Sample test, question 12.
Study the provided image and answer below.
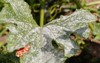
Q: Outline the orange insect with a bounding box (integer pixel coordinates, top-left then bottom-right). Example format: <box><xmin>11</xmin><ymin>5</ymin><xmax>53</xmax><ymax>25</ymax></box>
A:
<box><xmin>16</xmin><ymin>45</ymin><xmax>30</xmax><ymax>57</ymax></box>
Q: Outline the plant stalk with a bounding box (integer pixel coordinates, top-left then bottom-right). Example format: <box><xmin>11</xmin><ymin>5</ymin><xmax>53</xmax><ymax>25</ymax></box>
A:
<box><xmin>40</xmin><ymin>9</ymin><xmax>44</xmax><ymax>27</ymax></box>
<box><xmin>40</xmin><ymin>0</ymin><xmax>45</xmax><ymax>48</ymax></box>
<box><xmin>40</xmin><ymin>0</ymin><xmax>45</xmax><ymax>27</ymax></box>
<box><xmin>88</xmin><ymin>22</ymin><xmax>94</xmax><ymax>32</ymax></box>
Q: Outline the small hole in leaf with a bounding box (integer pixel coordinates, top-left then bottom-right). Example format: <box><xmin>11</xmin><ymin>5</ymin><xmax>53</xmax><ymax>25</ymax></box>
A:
<box><xmin>52</xmin><ymin>40</ymin><xmax>59</xmax><ymax>49</ymax></box>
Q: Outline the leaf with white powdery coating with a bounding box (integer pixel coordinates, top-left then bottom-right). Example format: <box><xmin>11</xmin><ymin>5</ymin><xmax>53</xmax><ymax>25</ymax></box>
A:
<box><xmin>20</xmin><ymin>10</ymin><xmax>96</xmax><ymax>63</ymax></box>
<box><xmin>0</xmin><ymin>0</ymin><xmax>38</xmax><ymax>51</ymax></box>
<box><xmin>0</xmin><ymin>0</ymin><xmax>97</xmax><ymax>63</ymax></box>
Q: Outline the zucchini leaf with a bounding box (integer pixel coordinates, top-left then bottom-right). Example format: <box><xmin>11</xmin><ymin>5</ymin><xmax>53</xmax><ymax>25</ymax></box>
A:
<box><xmin>0</xmin><ymin>0</ymin><xmax>96</xmax><ymax>63</ymax></box>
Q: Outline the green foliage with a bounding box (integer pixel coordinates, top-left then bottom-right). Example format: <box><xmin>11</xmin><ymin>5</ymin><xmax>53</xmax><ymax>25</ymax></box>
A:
<box><xmin>93</xmin><ymin>23</ymin><xmax>100</xmax><ymax>35</ymax></box>
<box><xmin>0</xmin><ymin>46</ymin><xmax>19</xmax><ymax>63</ymax></box>
<box><xmin>0</xmin><ymin>52</ymin><xmax>19</xmax><ymax>63</ymax></box>
<box><xmin>95</xmin><ymin>34</ymin><xmax>100</xmax><ymax>40</ymax></box>
<box><xmin>93</xmin><ymin>23</ymin><xmax>100</xmax><ymax>40</ymax></box>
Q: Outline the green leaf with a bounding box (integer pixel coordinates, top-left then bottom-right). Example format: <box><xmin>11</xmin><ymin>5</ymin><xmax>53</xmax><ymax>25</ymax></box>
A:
<box><xmin>0</xmin><ymin>0</ymin><xmax>96</xmax><ymax>63</ymax></box>
<box><xmin>93</xmin><ymin>23</ymin><xmax>100</xmax><ymax>35</ymax></box>
<box><xmin>93</xmin><ymin>23</ymin><xmax>100</xmax><ymax>40</ymax></box>
<box><xmin>94</xmin><ymin>34</ymin><xmax>100</xmax><ymax>40</ymax></box>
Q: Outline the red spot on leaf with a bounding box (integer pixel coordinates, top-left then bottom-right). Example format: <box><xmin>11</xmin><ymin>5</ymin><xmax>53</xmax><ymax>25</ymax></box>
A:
<box><xmin>16</xmin><ymin>45</ymin><xmax>30</xmax><ymax>57</ymax></box>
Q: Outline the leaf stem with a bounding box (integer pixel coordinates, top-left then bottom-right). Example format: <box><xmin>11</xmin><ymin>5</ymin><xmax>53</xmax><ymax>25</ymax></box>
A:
<box><xmin>88</xmin><ymin>22</ymin><xmax>94</xmax><ymax>32</ymax></box>
<box><xmin>40</xmin><ymin>9</ymin><xmax>44</xmax><ymax>27</ymax></box>
<box><xmin>49</xmin><ymin>10</ymin><xmax>57</xmax><ymax>21</ymax></box>
<box><xmin>86</xmin><ymin>1</ymin><xmax>100</xmax><ymax>6</ymax></box>
<box><xmin>40</xmin><ymin>0</ymin><xmax>45</xmax><ymax>27</ymax></box>
<box><xmin>40</xmin><ymin>0</ymin><xmax>45</xmax><ymax>48</ymax></box>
